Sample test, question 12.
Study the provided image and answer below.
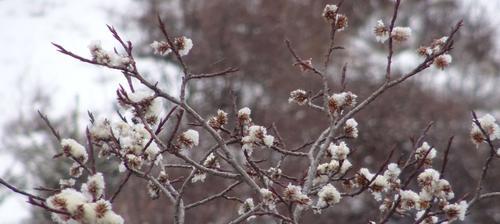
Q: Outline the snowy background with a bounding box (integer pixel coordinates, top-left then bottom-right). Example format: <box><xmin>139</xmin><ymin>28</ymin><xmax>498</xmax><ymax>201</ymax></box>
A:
<box><xmin>0</xmin><ymin>0</ymin><xmax>147</xmax><ymax>222</ymax></box>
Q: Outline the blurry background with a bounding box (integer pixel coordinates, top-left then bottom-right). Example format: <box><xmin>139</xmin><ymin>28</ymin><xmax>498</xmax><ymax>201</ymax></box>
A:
<box><xmin>1</xmin><ymin>0</ymin><xmax>500</xmax><ymax>223</ymax></box>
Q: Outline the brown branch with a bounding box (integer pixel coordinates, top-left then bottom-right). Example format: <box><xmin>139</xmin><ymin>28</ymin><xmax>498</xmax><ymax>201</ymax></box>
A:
<box><xmin>185</xmin><ymin>181</ymin><xmax>241</xmax><ymax>209</ymax></box>
<box><xmin>384</xmin><ymin>0</ymin><xmax>401</xmax><ymax>80</ymax></box>
<box><xmin>470</xmin><ymin>111</ymin><xmax>497</xmax><ymax>203</ymax></box>
<box><xmin>439</xmin><ymin>136</ymin><xmax>454</xmax><ymax>178</ymax></box>
<box><xmin>0</xmin><ymin>178</ymin><xmax>45</xmax><ymax>201</ymax></box>
<box><xmin>188</xmin><ymin>67</ymin><xmax>240</xmax><ymax>80</ymax></box>
<box><xmin>38</xmin><ymin>110</ymin><xmax>61</xmax><ymax>142</ymax></box>
<box><xmin>85</xmin><ymin>128</ymin><xmax>96</xmax><ymax>174</ymax></box>
<box><xmin>110</xmin><ymin>171</ymin><xmax>132</xmax><ymax>203</ymax></box>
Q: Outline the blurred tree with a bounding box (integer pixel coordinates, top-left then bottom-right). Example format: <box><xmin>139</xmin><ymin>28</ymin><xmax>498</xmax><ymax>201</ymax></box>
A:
<box><xmin>119</xmin><ymin>0</ymin><xmax>500</xmax><ymax>222</ymax></box>
<box><xmin>4</xmin><ymin>0</ymin><xmax>500</xmax><ymax>223</ymax></box>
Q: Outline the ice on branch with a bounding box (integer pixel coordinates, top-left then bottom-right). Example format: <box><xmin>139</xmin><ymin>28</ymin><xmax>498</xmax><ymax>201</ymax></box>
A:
<box><xmin>91</xmin><ymin>118</ymin><xmax>164</xmax><ymax>172</ymax></box>
<box><xmin>46</xmin><ymin>187</ymin><xmax>123</xmax><ymax>224</ymax></box>
<box><xmin>264</xmin><ymin>167</ymin><xmax>282</xmax><ymax>186</ymax></box>
<box><xmin>192</xmin><ymin>153</ymin><xmax>220</xmax><ymax>183</ymax></box>
<box><xmin>294</xmin><ymin>58</ymin><xmax>313</xmax><ymax>72</ymax></box>
<box><xmin>443</xmin><ymin>201</ymin><xmax>468</xmax><ymax>222</ymax></box>
<box><xmin>374</xmin><ymin>20</ymin><xmax>389</xmax><ymax>43</ymax></box>
<box><xmin>435</xmin><ymin>179</ymin><xmax>455</xmax><ymax>200</ymax></box>
<box><xmin>70</xmin><ymin>163</ymin><xmax>84</xmax><ymax>178</ymax></box>
<box><xmin>384</xmin><ymin>163</ymin><xmax>401</xmax><ymax>180</ymax></box>
<box><xmin>357</xmin><ymin>168</ymin><xmax>389</xmax><ymax>201</ymax></box>
<box><xmin>47</xmin><ymin>188</ymin><xmax>88</xmax><ymax>223</ymax></box>
<box><xmin>144</xmin><ymin>143</ymin><xmax>162</xmax><ymax>165</ymax></box>
<box><xmin>418</xmin><ymin>36</ymin><xmax>449</xmax><ymax>58</ymax></box>
<box><xmin>88</xmin><ymin>40</ymin><xmax>131</xmax><ymax>68</ymax></box>
<box><xmin>241</xmin><ymin>125</ymin><xmax>275</xmax><ymax>154</ymax></box>
<box><xmin>208</xmin><ymin>109</ymin><xmax>228</xmax><ymax>130</ymax></box>
<box><xmin>417</xmin><ymin>46</ymin><xmax>433</xmax><ymax>57</ymax></box>
<box><xmin>238</xmin><ymin>198</ymin><xmax>256</xmax><ymax>221</ymax></box>
<box><xmin>322</xmin><ymin>4</ymin><xmax>338</xmax><ymax>23</ymax></box>
<box><xmin>470</xmin><ymin>113</ymin><xmax>500</xmax><ymax>146</ymax></box>
<box><xmin>432</xmin><ymin>37</ymin><xmax>448</xmax><ymax>50</ymax></box>
<box><xmin>417</xmin><ymin>168</ymin><xmax>440</xmax><ymax>192</ymax></box>
<box><xmin>191</xmin><ymin>172</ymin><xmax>206</xmax><ymax>183</ymax></box>
<box><xmin>94</xmin><ymin>200</ymin><xmax>124</xmax><ymax>224</ymax></box>
<box><xmin>118</xmin><ymin>89</ymin><xmax>163</xmax><ymax>125</ymax></box>
<box><xmin>415</xmin><ymin>210</ymin><xmax>438</xmax><ymax>224</ymax></box>
<box><xmin>288</xmin><ymin>89</ymin><xmax>308</xmax><ymax>105</ymax></box>
<box><xmin>150</xmin><ymin>40</ymin><xmax>172</xmax><ymax>56</ymax></box>
<box><xmin>61</xmin><ymin>139</ymin><xmax>88</xmax><ymax>163</ymax></box>
<box><xmin>147</xmin><ymin>180</ymin><xmax>160</xmax><ymax>199</ymax></box>
<box><xmin>399</xmin><ymin>190</ymin><xmax>420</xmax><ymax>210</ymax></box>
<box><xmin>391</xmin><ymin>27</ymin><xmax>412</xmax><ymax>42</ymax></box>
<box><xmin>175</xmin><ymin>36</ymin><xmax>193</xmax><ymax>56</ymax></box>
<box><xmin>90</xmin><ymin>118</ymin><xmax>112</xmax><ymax>141</ymax></box>
<box><xmin>178</xmin><ymin>129</ymin><xmax>200</xmax><ymax>149</ymax></box>
<box><xmin>327</xmin><ymin>91</ymin><xmax>357</xmax><ymax>115</ymax></box>
<box><xmin>124</xmin><ymin>154</ymin><xmax>143</xmax><ymax>171</ymax></box>
<box><xmin>283</xmin><ymin>184</ymin><xmax>311</xmax><ymax>206</ymax></box>
<box><xmin>344</xmin><ymin>118</ymin><xmax>358</xmax><ymax>138</ymax></box>
<box><xmin>147</xmin><ymin>172</ymin><xmax>168</xmax><ymax>199</ymax></box>
<box><xmin>59</xmin><ymin>178</ymin><xmax>76</xmax><ymax>189</ymax></box>
<box><xmin>238</xmin><ymin>107</ymin><xmax>252</xmax><ymax>125</ymax></box>
<box><xmin>383</xmin><ymin>163</ymin><xmax>401</xmax><ymax>189</ymax></box>
<box><xmin>321</xmin><ymin>4</ymin><xmax>348</xmax><ymax>31</ymax></box>
<box><xmin>81</xmin><ymin>172</ymin><xmax>105</xmax><ymax>200</ymax></box>
<box><xmin>434</xmin><ymin>54</ymin><xmax>452</xmax><ymax>69</ymax></box>
<box><xmin>99</xmin><ymin>120</ymin><xmax>163</xmax><ymax>169</ymax></box>
<box><xmin>315</xmin><ymin>159</ymin><xmax>352</xmax><ymax>185</ymax></box>
<box><xmin>334</xmin><ymin>14</ymin><xmax>348</xmax><ymax>31</ymax></box>
<box><xmin>415</xmin><ymin>142</ymin><xmax>437</xmax><ymax>164</ymax></box>
<box><xmin>328</xmin><ymin>141</ymin><xmax>350</xmax><ymax>160</ymax></box>
<box><xmin>316</xmin><ymin>184</ymin><xmax>341</xmax><ymax>208</ymax></box>
<box><xmin>260</xmin><ymin>188</ymin><xmax>276</xmax><ymax>210</ymax></box>
<box><xmin>416</xmin><ymin>168</ymin><xmax>455</xmax><ymax>201</ymax></box>
<box><xmin>151</xmin><ymin>36</ymin><xmax>193</xmax><ymax>57</ymax></box>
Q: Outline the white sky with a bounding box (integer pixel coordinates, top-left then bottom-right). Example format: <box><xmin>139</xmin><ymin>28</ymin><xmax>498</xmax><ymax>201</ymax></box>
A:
<box><xmin>0</xmin><ymin>0</ymin><xmax>134</xmax><ymax>222</ymax></box>
<box><xmin>0</xmin><ymin>0</ymin><xmax>182</xmax><ymax>221</ymax></box>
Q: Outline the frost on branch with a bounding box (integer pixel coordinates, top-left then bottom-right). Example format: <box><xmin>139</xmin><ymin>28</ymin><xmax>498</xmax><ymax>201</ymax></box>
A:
<box><xmin>415</xmin><ymin>142</ymin><xmax>437</xmax><ymax>165</ymax></box>
<box><xmin>470</xmin><ymin>113</ymin><xmax>500</xmax><ymax>146</ymax></box>
<box><xmin>283</xmin><ymin>184</ymin><xmax>311</xmax><ymax>206</ymax></box>
<box><xmin>343</xmin><ymin>118</ymin><xmax>358</xmax><ymax>138</ymax></box>
<box><xmin>46</xmin><ymin>181</ymin><xmax>123</xmax><ymax>224</ymax></box>
<box><xmin>315</xmin><ymin>183</ymin><xmax>341</xmax><ymax>211</ymax></box>
<box><xmin>241</xmin><ymin>125</ymin><xmax>274</xmax><ymax>155</ymax></box>
<box><xmin>374</xmin><ymin>20</ymin><xmax>390</xmax><ymax>43</ymax></box>
<box><xmin>260</xmin><ymin>188</ymin><xmax>276</xmax><ymax>210</ymax></box>
<box><xmin>61</xmin><ymin>139</ymin><xmax>88</xmax><ymax>163</ymax></box>
<box><xmin>207</xmin><ymin>109</ymin><xmax>228</xmax><ymax>130</ymax></box>
<box><xmin>237</xmin><ymin>107</ymin><xmax>252</xmax><ymax>125</ymax></box>
<box><xmin>88</xmin><ymin>40</ymin><xmax>131</xmax><ymax>68</ymax></box>
<box><xmin>444</xmin><ymin>201</ymin><xmax>468</xmax><ymax>222</ymax></box>
<box><xmin>288</xmin><ymin>89</ymin><xmax>308</xmax><ymax>105</ymax></box>
<box><xmin>327</xmin><ymin>141</ymin><xmax>350</xmax><ymax>160</ymax></box>
<box><xmin>177</xmin><ymin>129</ymin><xmax>199</xmax><ymax>150</ymax></box>
<box><xmin>391</xmin><ymin>26</ymin><xmax>412</xmax><ymax>42</ymax></box>
<box><xmin>327</xmin><ymin>91</ymin><xmax>357</xmax><ymax>116</ymax></box>
<box><xmin>238</xmin><ymin>198</ymin><xmax>256</xmax><ymax>221</ymax></box>
<box><xmin>192</xmin><ymin>153</ymin><xmax>220</xmax><ymax>183</ymax></box>
<box><xmin>151</xmin><ymin>36</ymin><xmax>193</xmax><ymax>57</ymax></box>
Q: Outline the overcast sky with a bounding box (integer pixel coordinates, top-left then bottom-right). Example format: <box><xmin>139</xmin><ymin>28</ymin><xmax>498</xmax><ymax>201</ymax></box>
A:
<box><xmin>0</xmin><ymin>0</ymin><xmax>132</xmax><ymax>222</ymax></box>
